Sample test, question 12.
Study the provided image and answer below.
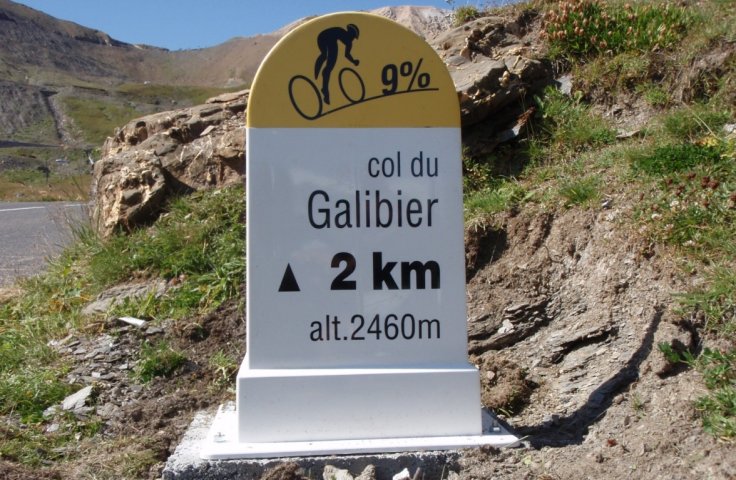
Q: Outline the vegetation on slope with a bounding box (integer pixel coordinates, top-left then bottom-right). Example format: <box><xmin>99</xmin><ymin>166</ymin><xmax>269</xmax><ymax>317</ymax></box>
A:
<box><xmin>116</xmin><ymin>83</ymin><xmax>244</xmax><ymax>107</ymax></box>
<box><xmin>62</xmin><ymin>84</ymin><xmax>246</xmax><ymax>146</ymax></box>
<box><xmin>1</xmin><ymin>82</ymin><xmax>245</xmax><ymax>200</ymax></box>
<box><xmin>61</xmin><ymin>96</ymin><xmax>139</xmax><ymax>146</ymax></box>
<box><xmin>0</xmin><ymin>166</ymin><xmax>90</xmax><ymax>201</ymax></box>
<box><xmin>463</xmin><ymin>0</ymin><xmax>736</xmax><ymax>440</ymax></box>
<box><xmin>0</xmin><ymin>186</ymin><xmax>244</xmax><ymax>469</ymax></box>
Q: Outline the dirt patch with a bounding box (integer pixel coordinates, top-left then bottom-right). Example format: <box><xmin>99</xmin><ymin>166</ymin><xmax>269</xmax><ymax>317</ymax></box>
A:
<box><xmin>40</xmin><ymin>298</ymin><xmax>244</xmax><ymax>479</ymax></box>
<box><xmin>0</xmin><ymin>286</ymin><xmax>23</xmax><ymax>303</ymax></box>
<box><xmin>675</xmin><ymin>40</ymin><xmax>736</xmax><ymax>104</ymax></box>
<box><xmin>0</xmin><ymin>460</ymin><xmax>61</xmax><ymax>480</ymax></box>
<box><xmin>457</xmin><ymin>203</ymin><xmax>735</xmax><ymax>479</ymax></box>
<box><xmin>479</xmin><ymin>354</ymin><xmax>534</xmax><ymax>414</ymax></box>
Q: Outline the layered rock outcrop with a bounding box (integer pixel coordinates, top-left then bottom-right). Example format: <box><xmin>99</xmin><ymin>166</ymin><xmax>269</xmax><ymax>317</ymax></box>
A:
<box><xmin>90</xmin><ymin>90</ymin><xmax>247</xmax><ymax>236</ymax></box>
<box><xmin>433</xmin><ymin>12</ymin><xmax>552</xmax><ymax>127</ymax></box>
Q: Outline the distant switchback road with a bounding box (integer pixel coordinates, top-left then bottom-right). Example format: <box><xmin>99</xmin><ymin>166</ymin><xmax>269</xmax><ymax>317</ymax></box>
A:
<box><xmin>0</xmin><ymin>202</ymin><xmax>88</xmax><ymax>286</ymax></box>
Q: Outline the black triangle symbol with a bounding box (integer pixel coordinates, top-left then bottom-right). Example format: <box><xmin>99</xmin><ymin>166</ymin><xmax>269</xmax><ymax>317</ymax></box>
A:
<box><xmin>278</xmin><ymin>264</ymin><xmax>301</xmax><ymax>292</ymax></box>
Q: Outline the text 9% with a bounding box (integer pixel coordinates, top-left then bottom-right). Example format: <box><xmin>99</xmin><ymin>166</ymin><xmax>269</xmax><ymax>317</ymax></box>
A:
<box><xmin>381</xmin><ymin>58</ymin><xmax>431</xmax><ymax>95</ymax></box>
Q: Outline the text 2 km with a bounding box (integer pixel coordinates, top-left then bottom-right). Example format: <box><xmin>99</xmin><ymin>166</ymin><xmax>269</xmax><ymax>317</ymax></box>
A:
<box><xmin>331</xmin><ymin>252</ymin><xmax>441</xmax><ymax>291</ymax></box>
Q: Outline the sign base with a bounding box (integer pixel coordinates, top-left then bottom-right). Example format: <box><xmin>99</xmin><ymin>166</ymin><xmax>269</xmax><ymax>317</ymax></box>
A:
<box><xmin>200</xmin><ymin>358</ymin><xmax>518</xmax><ymax>459</ymax></box>
<box><xmin>201</xmin><ymin>404</ymin><xmax>518</xmax><ymax>460</ymax></box>
<box><xmin>238</xmin><ymin>359</ymin><xmax>484</xmax><ymax>442</ymax></box>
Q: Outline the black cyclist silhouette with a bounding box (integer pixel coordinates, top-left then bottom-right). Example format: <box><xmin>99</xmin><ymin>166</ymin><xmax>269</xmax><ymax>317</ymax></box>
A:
<box><xmin>313</xmin><ymin>24</ymin><xmax>360</xmax><ymax>104</ymax></box>
<box><xmin>287</xmin><ymin>22</ymin><xmax>436</xmax><ymax>120</ymax></box>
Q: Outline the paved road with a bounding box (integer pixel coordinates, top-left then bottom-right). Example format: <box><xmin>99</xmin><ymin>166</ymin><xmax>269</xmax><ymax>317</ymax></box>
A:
<box><xmin>0</xmin><ymin>202</ymin><xmax>89</xmax><ymax>286</ymax></box>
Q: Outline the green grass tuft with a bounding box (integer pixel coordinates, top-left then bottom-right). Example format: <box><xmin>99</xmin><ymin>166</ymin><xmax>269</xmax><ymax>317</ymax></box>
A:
<box><xmin>680</xmin><ymin>268</ymin><xmax>736</xmax><ymax>335</ymax></box>
<box><xmin>134</xmin><ymin>340</ymin><xmax>187</xmax><ymax>383</ymax></box>
<box><xmin>696</xmin><ymin>348</ymin><xmax>736</xmax><ymax>439</ymax></box>
<box><xmin>630</xmin><ymin>143</ymin><xmax>725</xmax><ymax>175</ymax></box>
<box><xmin>659</xmin><ymin>345</ymin><xmax>736</xmax><ymax>439</ymax></box>
<box><xmin>82</xmin><ymin>186</ymin><xmax>245</xmax><ymax>318</ymax></box>
<box><xmin>0</xmin><ymin>367</ymin><xmax>73</xmax><ymax>423</ymax></box>
<box><xmin>662</xmin><ymin>107</ymin><xmax>731</xmax><ymax>141</ymax></box>
<box><xmin>558</xmin><ymin>175</ymin><xmax>601</xmax><ymax>206</ymax></box>
<box><xmin>209</xmin><ymin>350</ymin><xmax>238</xmax><ymax>388</ymax></box>
<box><xmin>465</xmin><ymin>179</ymin><xmax>528</xmax><ymax>219</ymax></box>
<box><xmin>531</xmin><ymin>87</ymin><xmax>616</xmax><ymax>164</ymax></box>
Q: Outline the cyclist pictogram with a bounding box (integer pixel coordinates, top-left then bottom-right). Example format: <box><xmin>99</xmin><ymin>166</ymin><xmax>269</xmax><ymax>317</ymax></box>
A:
<box><xmin>314</xmin><ymin>24</ymin><xmax>361</xmax><ymax>105</ymax></box>
<box><xmin>287</xmin><ymin>23</ymin><xmax>439</xmax><ymax>121</ymax></box>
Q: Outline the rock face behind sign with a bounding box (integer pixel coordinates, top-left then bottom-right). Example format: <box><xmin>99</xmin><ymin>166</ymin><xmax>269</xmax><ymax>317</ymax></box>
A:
<box><xmin>91</xmin><ymin>12</ymin><xmax>552</xmax><ymax>236</ymax></box>
<box><xmin>91</xmin><ymin>90</ymin><xmax>247</xmax><ymax>236</ymax></box>
<box><xmin>433</xmin><ymin>11</ymin><xmax>552</xmax><ymax>127</ymax></box>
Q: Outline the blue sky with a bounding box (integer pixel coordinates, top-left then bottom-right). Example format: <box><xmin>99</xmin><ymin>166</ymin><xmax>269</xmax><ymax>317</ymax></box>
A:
<box><xmin>15</xmin><ymin>1</ymin><xmax>468</xmax><ymax>51</ymax></box>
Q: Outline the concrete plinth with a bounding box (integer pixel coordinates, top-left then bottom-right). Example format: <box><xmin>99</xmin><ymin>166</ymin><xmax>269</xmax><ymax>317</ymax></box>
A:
<box><xmin>163</xmin><ymin>404</ymin><xmax>518</xmax><ymax>480</ymax></box>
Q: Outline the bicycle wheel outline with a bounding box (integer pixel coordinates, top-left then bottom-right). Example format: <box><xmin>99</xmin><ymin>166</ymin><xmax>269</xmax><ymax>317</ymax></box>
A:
<box><xmin>288</xmin><ymin>75</ymin><xmax>323</xmax><ymax>120</ymax></box>
<box><xmin>338</xmin><ymin>67</ymin><xmax>366</xmax><ymax>104</ymax></box>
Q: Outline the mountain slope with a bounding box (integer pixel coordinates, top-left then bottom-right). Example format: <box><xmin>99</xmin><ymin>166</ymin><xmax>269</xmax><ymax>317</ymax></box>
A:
<box><xmin>0</xmin><ymin>1</ymin><xmax>451</xmax><ymax>89</ymax></box>
<box><xmin>0</xmin><ymin>0</ymin><xmax>451</xmax><ymax>152</ymax></box>
<box><xmin>0</xmin><ymin>0</ymin><xmax>161</xmax><ymax>86</ymax></box>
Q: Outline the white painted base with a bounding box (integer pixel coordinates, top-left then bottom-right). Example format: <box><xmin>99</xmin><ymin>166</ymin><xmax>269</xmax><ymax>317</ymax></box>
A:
<box><xmin>199</xmin><ymin>359</ymin><xmax>518</xmax><ymax>459</ymax></box>
<box><xmin>201</xmin><ymin>405</ymin><xmax>519</xmax><ymax>460</ymax></box>
<box><xmin>237</xmin><ymin>361</ymin><xmax>483</xmax><ymax>443</ymax></box>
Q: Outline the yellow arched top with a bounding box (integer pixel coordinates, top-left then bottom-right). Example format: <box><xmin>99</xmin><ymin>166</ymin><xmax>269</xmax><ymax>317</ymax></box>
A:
<box><xmin>247</xmin><ymin>12</ymin><xmax>460</xmax><ymax>128</ymax></box>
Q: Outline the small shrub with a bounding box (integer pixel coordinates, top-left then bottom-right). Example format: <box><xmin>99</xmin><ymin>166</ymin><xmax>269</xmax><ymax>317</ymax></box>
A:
<box><xmin>543</xmin><ymin>0</ymin><xmax>694</xmax><ymax>58</ymax></box>
<box><xmin>454</xmin><ymin>5</ymin><xmax>482</xmax><ymax>25</ymax></box>
<box><xmin>463</xmin><ymin>154</ymin><xmax>494</xmax><ymax>192</ymax></box>
<box><xmin>658</xmin><ymin>341</ymin><xmax>695</xmax><ymax>365</ymax></box>
<box><xmin>637</xmin><ymin>82</ymin><xmax>671</xmax><ymax>107</ymax></box>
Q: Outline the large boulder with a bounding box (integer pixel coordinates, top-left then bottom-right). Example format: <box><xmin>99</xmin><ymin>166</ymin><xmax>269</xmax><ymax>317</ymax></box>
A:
<box><xmin>91</xmin><ymin>149</ymin><xmax>166</xmax><ymax>235</ymax></box>
<box><xmin>91</xmin><ymin>90</ymin><xmax>247</xmax><ymax>236</ymax></box>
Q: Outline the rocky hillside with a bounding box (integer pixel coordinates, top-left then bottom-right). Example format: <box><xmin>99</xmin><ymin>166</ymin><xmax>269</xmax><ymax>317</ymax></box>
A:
<box><xmin>0</xmin><ymin>0</ymin><xmax>451</xmax><ymax>173</ymax></box>
<box><xmin>0</xmin><ymin>1</ymin><xmax>450</xmax><ymax>89</ymax></box>
<box><xmin>0</xmin><ymin>0</ymin><xmax>450</xmax><ymax>144</ymax></box>
<box><xmin>0</xmin><ymin>0</ymin><xmax>269</xmax><ymax>87</ymax></box>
